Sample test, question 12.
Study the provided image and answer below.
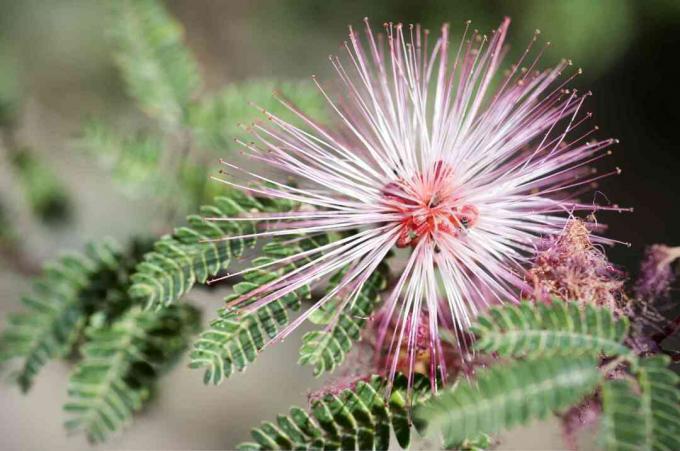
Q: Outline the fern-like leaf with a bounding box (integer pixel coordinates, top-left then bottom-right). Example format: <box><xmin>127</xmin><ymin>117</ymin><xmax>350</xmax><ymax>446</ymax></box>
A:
<box><xmin>129</xmin><ymin>193</ymin><xmax>289</xmax><ymax>309</ymax></box>
<box><xmin>298</xmin><ymin>264</ymin><xmax>388</xmax><ymax>376</ymax></box>
<box><xmin>0</xmin><ymin>240</ymin><xmax>121</xmax><ymax>391</ymax></box>
<box><xmin>64</xmin><ymin>304</ymin><xmax>200</xmax><ymax>443</ymax></box>
<box><xmin>472</xmin><ymin>299</ymin><xmax>632</xmax><ymax>358</ymax></box>
<box><xmin>9</xmin><ymin>147</ymin><xmax>71</xmax><ymax>224</ymax></box>
<box><xmin>189</xmin><ymin>235</ymin><xmax>328</xmax><ymax>384</ymax></box>
<box><xmin>601</xmin><ymin>355</ymin><xmax>680</xmax><ymax>451</ymax></box>
<box><xmin>637</xmin><ymin>356</ymin><xmax>680</xmax><ymax>451</ymax></box>
<box><xmin>188</xmin><ymin>79</ymin><xmax>326</xmax><ymax>153</ymax></box>
<box><xmin>238</xmin><ymin>373</ymin><xmax>429</xmax><ymax>450</ymax></box>
<box><xmin>601</xmin><ymin>379</ymin><xmax>644</xmax><ymax>451</ymax></box>
<box><xmin>112</xmin><ymin>0</ymin><xmax>200</xmax><ymax>126</ymax></box>
<box><xmin>415</xmin><ymin>355</ymin><xmax>602</xmax><ymax>446</ymax></box>
<box><xmin>79</xmin><ymin>120</ymin><xmax>163</xmax><ymax>196</ymax></box>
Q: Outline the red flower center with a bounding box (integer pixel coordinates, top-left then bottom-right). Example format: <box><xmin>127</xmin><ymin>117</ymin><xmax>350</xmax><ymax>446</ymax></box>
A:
<box><xmin>380</xmin><ymin>162</ymin><xmax>479</xmax><ymax>248</ymax></box>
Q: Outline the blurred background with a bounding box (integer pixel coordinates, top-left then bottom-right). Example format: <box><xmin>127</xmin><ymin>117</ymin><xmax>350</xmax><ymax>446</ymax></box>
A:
<box><xmin>0</xmin><ymin>0</ymin><xmax>679</xmax><ymax>449</ymax></box>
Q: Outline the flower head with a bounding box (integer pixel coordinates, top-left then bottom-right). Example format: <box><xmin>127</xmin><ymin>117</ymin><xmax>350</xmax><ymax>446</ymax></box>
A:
<box><xmin>526</xmin><ymin>218</ymin><xmax>626</xmax><ymax>312</ymax></box>
<box><xmin>213</xmin><ymin>18</ymin><xmax>626</xmax><ymax>392</ymax></box>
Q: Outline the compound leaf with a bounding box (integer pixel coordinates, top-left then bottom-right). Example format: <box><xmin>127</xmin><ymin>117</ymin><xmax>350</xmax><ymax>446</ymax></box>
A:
<box><xmin>238</xmin><ymin>373</ymin><xmax>429</xmax><ymax>450</ymax></box>
<box><xmin>189</xmin><ymin>234</ymin><xmax>328</xmax><ymax>384</ymax></box>
<box><xmin>0</xmin><ymin>240</ymin><xmax>122</xmax><ymax>391</ymax></box>
<box><xmin>64</xmin><ymin>304</ymin><xmax>199</xmax><ymax>442</ymax></box>
<box><xmin>472</xmin><ymin>299</ymin><xmax>632</xmax><ymax>359</ymax></box>
<box><xmin>416</xmin><ymin>355</ymin><xmax>602</xmax><ymax>446</ymax></box>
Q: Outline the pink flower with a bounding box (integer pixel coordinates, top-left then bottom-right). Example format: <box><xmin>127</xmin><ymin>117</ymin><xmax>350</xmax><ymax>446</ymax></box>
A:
<box><xmin>212</xmin><ymin>18</ymin><xmax>626</xmax><ymax>391</ymax></box>
<box><xmin>526</xmin><ymin>219</ymin><xmax>626</xmax><ymax>312</ymax></box>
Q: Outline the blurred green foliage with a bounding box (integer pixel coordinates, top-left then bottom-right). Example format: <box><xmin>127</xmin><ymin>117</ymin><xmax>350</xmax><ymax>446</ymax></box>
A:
<box><xmin>0</xmin><ymin>43</ymin><xmax>72</xmax><ymax>226</ymax></box>
<box><xmin>79</xmin><ymin>120</ymin><xmax>164</xmax><ymax>197</ymax></box>
<box><xmin>112</xmin><ymin>0</ymin><xmax>201</xmax><ymax>128</ymax></box>
<box><xmin>0</xmin><ymin>0</ymin><xmax>679</xmax><ymax>449</ymax></box>
<box><xmin>251</xmin><ymin>0</ymin><xmax>679</xmax><ymax>81</ymax></box>
<box><xmin>0</xmin><ymin>0</ymin><xmax>329</xmax><ymax>443</ymax></box>
<box><xmin>64</xmin><ymin>303</ymin><xmax>200</xmax><ymax>443</ymax></box>
<box><xmin>0</xmin><ymin>235</ymin><xmax>201</xmax><ymax>441</ymax></box>
<box><xmin>0</xmin><ymin>199</ymin><xmax>13</xmax><ymax>245</ymax></box>
<box><xmin>0</xmin><ymin>239</ymin><xmax>129</xmax><ymax>391</ymax></box>
<box><xmin>76</xmin><ymin>0</ymin><xmax>326</xmax><ymax>219</ymax></box>
<box><xmin>0</xmin><ymin>45</ymin><xmax>20</xmax><ymax>128</ymax></box>
<box><xmin>188</xmin><ymin>79</ymin><xmax>327</xmax><ymax>153</ymax></box>
<box><xmin>8</xmin><ymin>148</ymin><xmax>71</xmax><ymax>224</ymax></box>
<box><xmin>520</xmin><ymin>0</ymin><xmax>633</xmax><ymax>75</ymax></box>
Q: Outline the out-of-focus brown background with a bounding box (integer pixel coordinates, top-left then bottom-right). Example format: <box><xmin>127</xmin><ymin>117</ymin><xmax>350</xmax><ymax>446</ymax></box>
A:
<box><xmin>1</xmin><ymin>1</ymin><xmax>678</xmax><ymax>449</ymax></box>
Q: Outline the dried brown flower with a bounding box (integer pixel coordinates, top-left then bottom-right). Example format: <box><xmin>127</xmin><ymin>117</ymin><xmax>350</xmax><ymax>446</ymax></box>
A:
<box><xmin>526</xmin><ymin>219</ymin><xmax>626</xmax><ymax>312</ymax></box>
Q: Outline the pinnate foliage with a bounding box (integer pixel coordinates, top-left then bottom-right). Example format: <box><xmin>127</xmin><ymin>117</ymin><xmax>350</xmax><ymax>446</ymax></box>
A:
<box><xmin>414</xmin><ymin>299</ymin><xmax>680</xmax><ymax>449</ymax></box>
<box><xmin>601</xmin><ymin>379</ymin><xmax>644</xmax><ymax>450</ymax></box>
<box><xmin>112</xmin><ymin>0</ymin><xmax>200</xmax><ymax>126</ymax></box>
<box><xmin>471</xmin><ymin>300</ymin><xmax>632</xmax><ymax>358</ymax></box>
<box><xmin>416</xmin><ymin>355</ymin><xmax>603</xmax><ymax>446</ymax></box>
<box><xmin>188</xmin><ymin>79</ymin><xmax>326</xmax><ymax>152</ymax></box>
<box><xmin>239</xmin><ymin>374</ymin><xmax>429</xmax><ymax>450</ymax></box>
<box><xmin>129</xmin><ymin>192</ymin><xmax>293</xmax><ymax>309</ymax></box>
<box><xmin>635</xmin><ymin>357</ymin><xmax>680</xmax><ymax>451</ymax></box>
<box><xmin>8</xmin><ymin>147</ymin><xmax>71</xmax><ymax>224</ymax></box>
<box><xmin>7</xmin><ymin>1</ymin><xmax>677</xmax><ymax>448</ymax></box>
<box><xmin>0</xmin><ymin>234</ymin><xmax>202</xmax><ymax>443</ymax></box>
<box><xmin>64</xmin><ymin>304</ymin><xmax>200</xmax><ymax>443</ymax></box>
<box><xmin>601</xmin><ymin>355</ymin><xmax>680</xmax><ymax>451</ymax></box>
<box><xmin>98</xmin><ymin>0</ymin><xmax>328</xmax><ymax>211</ymax></box>
<box><xmin>189</xmin><ymin>234</ymin><xmax>329</xmax><ymax>385</ymax></box>
<box><xmin>299</xmin><ymin>264</ymin><xmax>388</xmax><ymax>376</ymax></box>
<box><xmin>79</xmin><ymin>120</ymin><xmax>163</xmax><ymax>196</ymax></box>
<box><xmin>0</xmin><ymin>239</ymin><xmax>122</xmax><ymax>391</ymax></box>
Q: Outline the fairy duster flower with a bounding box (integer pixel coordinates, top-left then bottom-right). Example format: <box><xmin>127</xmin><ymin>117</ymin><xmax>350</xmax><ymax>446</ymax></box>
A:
<box><xmin>213</xmin><ymin>18</ymin><xmax>626</xmax><ymax>392</ymax></box>
<box><xmin>526</xmin><ymin>219</ymin><xmax>626</xmax><ymax>312</ymax></box>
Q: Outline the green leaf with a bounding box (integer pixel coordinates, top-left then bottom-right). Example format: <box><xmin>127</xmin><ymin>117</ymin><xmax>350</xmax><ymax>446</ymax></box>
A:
<box><xmin>79</xmin><ymin>120</ymin><xmax>163</xmax><ymax>197</ymax></box>
<box><xmin>129</xmin><ymin>192</ymin><xmax>290</xmax><ymax>309</ymax></box>
<box><xmin>453</xmin><ymin>433</ymin><xmax>494</xmax><ymax>450</ymax></box>
<box><xmin>238</xmin><ymin>373</ymin><xmax>429</xmax><ymax>450</ymax></box>
<box><xmin>415</xmin><ymin>355</ymin><xmax>602</xmax><ymax>446</ymax></box>
<box><xmin>80</xmin><ymin>238</ymin><xmax>156</xmax><ymax>325</ymax></box>
<box><xmin>0</xmin><ymin>240</ymin><xmax>122</xmax><ymax>391</ymax></box>
<box><xmin>601</xmin><ymin>356</ymin><xmax>680</xmax><ymax>451</ymax></box>
<box><xmin>601</xmin><ymin>379</ymin><xmax>644</xmax><ymax>451</ymax></box>
<box><xmin>64</xmin><ymin>304</ymin><xmax>200</xmax><ymax>443</ymax></box>
<box><xmin>298</xmin><ymin>264</ymin><xmax>388</xmax><ymax>376</ymax></box>
<box><xmin>0</xmin><ymin>46</ymin><xmax>21</xmax><ymax>127</ymax></box>
<box><xmin>78</xmin><ymin>120</ymin><xmax>217</xmax><ymax>209</ymax></box>
<box><xmin>9</xmin><ymin>147</ymin><xmax>71</xmax><ymax>224</ymax></box>
<box><xmin>0</xmin><ymin>199</ymin><xmax>13</xmax><ymax>244</ymax></box>
<box><xmin>112</xmin><ymin>0</ymin><xmax>200</xmax><ymax>126</ymax></box>
<box><xmin>189</xmin><ymin>234</ymin><xmax>328</xmax><ymax>385</ymax></box>
<box><xmin>188</xmin><ymin>79</ymin><xmax>327</xmax><ymax>153</ymax></box>
<box><xmin>471</xmin><ymin>299</ymin><xmax>632</xmax><ymax>359</ymax></box>
<box><xmin>637</xmin><ymin>356</ymin><xmax>680</xmax><ymax>451</ymax></box>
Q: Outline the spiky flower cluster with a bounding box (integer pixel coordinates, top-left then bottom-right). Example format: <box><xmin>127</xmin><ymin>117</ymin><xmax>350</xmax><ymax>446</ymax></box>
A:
<box><xmin>213</xmin><ymin>18</ymin><xmax>624</xmax><ymax>390</ymax></box>
<box><xmin>526</xmin><ymin>219</ymin><xmax>626</xmax><ymax>312</ymax></box>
